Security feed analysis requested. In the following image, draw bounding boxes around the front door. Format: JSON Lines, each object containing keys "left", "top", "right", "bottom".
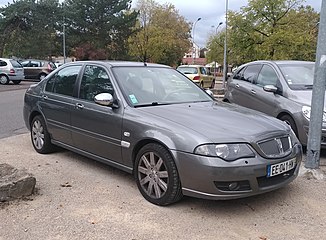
{"left": 71, "top": 64, "right": 123, "bottom": 164}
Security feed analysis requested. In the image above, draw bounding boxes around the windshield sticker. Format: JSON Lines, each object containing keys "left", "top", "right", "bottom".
{"left": 129, "top": 94, "right": 138, "bottom": 104}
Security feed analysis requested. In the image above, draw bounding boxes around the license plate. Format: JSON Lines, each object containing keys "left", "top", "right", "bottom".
{"left": 267, "top": 158, "right": 296, "bottom": 177}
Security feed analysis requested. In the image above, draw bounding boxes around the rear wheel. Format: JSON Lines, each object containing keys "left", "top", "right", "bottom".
{"left": 134, "top": 143, "right": 183, "bottom": 206}
{"left": 39, "top": 73, "right": 47, "bottom": 81}
{"left": 210, "top": 79, "right": 216, "bottom": 89}
{"left": 0, "top": 75, "right": 9, "bottom": 84}
{"left": 31, "top": 115, "right": 56, "bottom": 154}
{"left": 12, "top": 80, "right": 21, "bottom": 85}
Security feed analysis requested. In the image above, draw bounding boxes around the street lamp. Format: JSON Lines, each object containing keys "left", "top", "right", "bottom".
{"left": 216, "top": 22, "right": 223, "bottom": 34}
{"left": 192, "top": 17, "right": 201, "bottom": 64}
{"left": 222, "top": 0, "right": 229, "bottom": 89}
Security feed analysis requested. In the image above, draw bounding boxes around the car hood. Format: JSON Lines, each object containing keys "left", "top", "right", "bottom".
{"left": 287, "top": 90, "right": 326, "bottom": 110}
{"left": 138, "top": 101, "right": 288, "bottom": 143}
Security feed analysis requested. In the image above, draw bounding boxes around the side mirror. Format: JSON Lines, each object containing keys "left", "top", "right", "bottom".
{"left": 94, "top": 93, "right": 118, "bottom": 108}
{"left": 263, "top": 85, "right": 278, "bottom": 93}
{"left": 205, "top": 89, "right": 214, "bottom": 98}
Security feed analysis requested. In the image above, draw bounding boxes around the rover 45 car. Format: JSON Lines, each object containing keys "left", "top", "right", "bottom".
{"left": 23, "top": 61, "right": 302, "bottom": 205}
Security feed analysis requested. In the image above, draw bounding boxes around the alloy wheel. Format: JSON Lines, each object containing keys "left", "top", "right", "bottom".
{"left": 32, "top": 119, "right": 45, "bottom": 150}
{"left": 137, "top": 151, "right": 169, "bottom": 199}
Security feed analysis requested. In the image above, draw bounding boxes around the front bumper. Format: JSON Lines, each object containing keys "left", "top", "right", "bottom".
{"left": 171, "top": 144, "right": 302, "bottom": 200}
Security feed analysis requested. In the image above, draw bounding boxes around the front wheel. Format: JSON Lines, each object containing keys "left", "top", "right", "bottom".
{"left": 135, "top": 143, "right": 183, "bottom": 206}
{"left": 279, "top": 114, "right": 298, "bottom": 137}
{"left": 31, "top": 115, "right": 56, "bottom": 154}
{"left": 12, "top": 80, "right": 21, "bottom": 85}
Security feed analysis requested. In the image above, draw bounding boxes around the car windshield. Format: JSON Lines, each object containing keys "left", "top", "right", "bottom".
{"left": 177, "top": 67, "right": 198, "bottom": 74}
{"left": 278, "top": 63, "right": 315, "bottom": 90}
{"left": 112, "top": 66, "right": 212, "bottom": 107}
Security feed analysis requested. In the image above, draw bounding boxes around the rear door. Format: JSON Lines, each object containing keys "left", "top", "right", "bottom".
{"left": 70, "top": 64, "right": 123, "bottom": 164}
{"left": 40, "top": 64, "right": 82, "bottom": 145}
{"left": 227, "top": 64, "right": 262, "bottom": 108}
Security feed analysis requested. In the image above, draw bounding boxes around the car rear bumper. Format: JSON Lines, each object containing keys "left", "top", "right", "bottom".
{"left": 171, "top": 144, "right": 302, "bottom": 200}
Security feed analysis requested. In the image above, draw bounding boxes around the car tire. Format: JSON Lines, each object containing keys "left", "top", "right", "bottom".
{"left": 12, "top": 80, "right": 21, "bottom": 85}
{"left": 210, "top": 79, "right": 216, "bottom": 89}
{"left": 0, "top": 75, "right": 9, "bottom": 84}
{"left": 39, "top": 73, "right": 47, "bottom": 81}
{"left": 279, "top": 114, "right": 298, "bottom": 136}
{"left": 31, "top": 115, "right": 56, "bottom": 154}
{"left": 135, "top": 143, "right": 183, "bottom": 206}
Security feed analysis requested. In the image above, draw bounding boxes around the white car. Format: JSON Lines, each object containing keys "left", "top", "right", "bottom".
{"left": 0, "top": 58, "right": 25, "bottom": 84}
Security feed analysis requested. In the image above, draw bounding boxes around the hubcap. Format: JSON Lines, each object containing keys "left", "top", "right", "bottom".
{"left": 0, "top": 76, "right": 8, "bottom": 84}
{"left": 138, "top": 152, "right": 168, "bottom": 199}
{"left": 32, "top": 120, "right": 45, "bottom": 150}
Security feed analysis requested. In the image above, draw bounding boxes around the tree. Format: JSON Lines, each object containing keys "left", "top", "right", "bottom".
{"left": 63, "top": 0, "right": 138, "bottom": 60}
{"left": 128, "top": 0, "right": 191, "bottom": 66}
{"left": 0, "top": 0, "right": 62, "bottom": 59}
{"left": 207, "top": 0, "right": 319, "bottom": 66}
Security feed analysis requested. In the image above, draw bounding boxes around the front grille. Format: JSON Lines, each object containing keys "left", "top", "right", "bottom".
{"left": 257, "top": 168, "right": 296, "bottom": 188}
{"left": 258, "top": 136, "right": 292, "bottom": 158}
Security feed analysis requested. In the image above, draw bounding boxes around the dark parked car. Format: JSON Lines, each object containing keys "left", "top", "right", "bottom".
{"left": 23, "top": 61, "right": 302, "bottom": 205}
{"left": 20, "top": 59, "right": 57, "bottom": 81}
{"left": 224, "top": 60, "right": 320, "bottom": 146}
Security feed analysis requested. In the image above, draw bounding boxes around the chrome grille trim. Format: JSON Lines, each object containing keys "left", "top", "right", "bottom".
{"left": 257, "top": 135, "right": 292, "bottom": 158}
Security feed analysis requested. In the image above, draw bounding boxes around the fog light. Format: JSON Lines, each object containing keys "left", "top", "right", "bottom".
{"left": 228, "top": 182, "right": 239, "bottom": 191}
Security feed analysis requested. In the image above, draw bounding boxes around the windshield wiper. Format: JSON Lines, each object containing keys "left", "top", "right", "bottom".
{"left": 134, "top": 102, "right": 172, "bottom": 108}
{"left": 304, "top": 84, "right": 313, "bottom": 89}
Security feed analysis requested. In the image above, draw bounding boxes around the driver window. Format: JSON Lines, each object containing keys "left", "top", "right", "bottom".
{"left": 79, "top": 65, "right": 114, "bottom": 102}
{"left": 256, "top": 65, "right": 279, "bottom": 87}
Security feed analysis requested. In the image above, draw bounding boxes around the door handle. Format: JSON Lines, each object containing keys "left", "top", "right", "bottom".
{"left": 251, "top": 90, "right": 256, "bottom": 95}
{"left": 75, "top": 103, "right": 84, "bottom": 109}
{"left": 235, "top": 84, "right": 240, "bottom": 88}
{"left": 41, "top": 95, "right": 48, "bottom": 100}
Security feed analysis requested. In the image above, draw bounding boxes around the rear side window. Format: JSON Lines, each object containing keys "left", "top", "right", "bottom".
{"left": 0, "top": 60, "right": 7, "bottom": 67}
{"left": 10, "top": 60, "right": 22, "bottom": 68}
{"left": 45, "top": 65, "right": 82, "bottom": 96}
{"left": 242, "top": 65, "right": 262, "bottom": 82}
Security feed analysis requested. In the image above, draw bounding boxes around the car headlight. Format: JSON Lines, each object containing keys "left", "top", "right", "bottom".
{"left": 194, "top": 143, "right": 255, "bottom": 161}
{"left": 302, "top": 106, "right": 326, "bottom": 122}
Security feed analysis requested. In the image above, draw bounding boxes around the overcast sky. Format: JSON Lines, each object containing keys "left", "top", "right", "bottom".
{"left": 0, "top": 0, "right": 322, "bottom": 48}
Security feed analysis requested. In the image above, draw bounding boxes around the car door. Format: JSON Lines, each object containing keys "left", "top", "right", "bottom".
{"left": 70, "top": 64, "right": 123, "bottom": 164}
{"left": 228, "top": 64, "right": 262, "bottom": 108}
{"left": 249, "top": 64, "right": 283, "bottom": 116}
{"left": 40, "top": 64, "right": 82, "bottom": 145}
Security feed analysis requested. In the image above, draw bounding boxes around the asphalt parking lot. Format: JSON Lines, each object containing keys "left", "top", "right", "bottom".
{"left": 0, "top": 133, "right": 326, "bottom": 240}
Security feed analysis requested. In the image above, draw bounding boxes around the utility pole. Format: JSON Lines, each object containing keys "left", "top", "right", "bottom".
{"left": 305, "top": 0, "right": 326, "bottom": 169}
{"left": 222, "top": 0, "right": 228, "bottom": 89}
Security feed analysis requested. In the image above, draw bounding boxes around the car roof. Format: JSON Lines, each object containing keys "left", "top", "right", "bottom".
{"left": 243, "top": 60, "right": 314, "bottom": 65}
{"left": 65, "top": 60, "right": 170, "bottom": 68}
{"left": 177, "top": 65, "right": 204, "bottom": 68}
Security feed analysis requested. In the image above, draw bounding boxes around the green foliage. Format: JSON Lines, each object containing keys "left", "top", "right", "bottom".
{"left": 207, "top": 0, "right": 319, "bottom": 66}
{"left": 63, "top": 0, "right": 138, "bottom": 60}
{"left": 128, "top": 0, "right": 191, "bottom": 66}
{"left": 0, "top": 0, "right": 137, "bottom": 60}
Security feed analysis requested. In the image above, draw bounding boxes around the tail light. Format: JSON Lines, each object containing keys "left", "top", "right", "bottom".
{"left": 9, "top": 69, "right": 15, "bottom": 74}
{"left": 47, "top": 63, "right": 53, "bottom": 71}
{"left": 193, "top": 75, "right": 200, "bottom": 80}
